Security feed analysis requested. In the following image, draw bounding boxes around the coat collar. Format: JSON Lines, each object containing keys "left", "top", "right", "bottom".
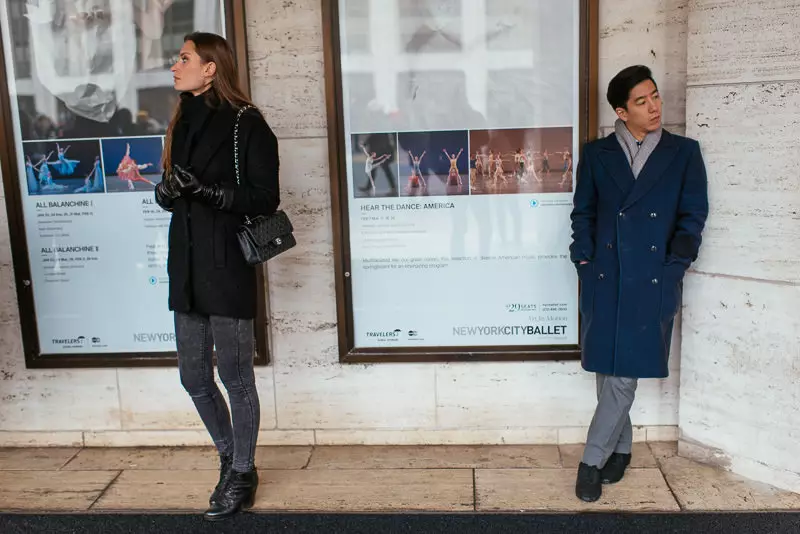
{"left": 596, "top": 129, "right": 679, "bottom": 209}
{"left": 187, "top": 100, "right": 237, "bottom": 179}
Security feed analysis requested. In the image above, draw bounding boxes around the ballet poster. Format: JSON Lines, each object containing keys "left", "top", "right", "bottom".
{"left": 21, "top": 141, "right": 105, "bottom": 196}
{"left": 0, "top": 1, "right": 231, "bottom": 360}
{"left": 334, "top": 0, "right": 584, "bottom": 352}
{"left": 102, "top": 137, "right": 164, "bottom": 193}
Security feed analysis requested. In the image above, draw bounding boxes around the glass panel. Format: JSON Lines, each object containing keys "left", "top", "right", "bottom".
{"left": 338, "top": 0, "right": 581, "bottom": 350}
{"left": 0, "top": 0, "right": 225, "bottom": 355}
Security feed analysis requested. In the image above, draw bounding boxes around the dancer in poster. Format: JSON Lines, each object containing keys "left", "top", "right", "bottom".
{"left": 468, "top": 151, "right": 479, "bottom": 191}
{"left": 52, "top": 143, "right": 80, "bottom": 175}
{"left": 359, "top": 144, "right": 391, "bottom": 195}
{"left": 559, "top": 147, "right": 573, "bottom": 188}
{"left": 525, "top": 148, "right": 542, "bottom": 183}
{"left": 25, "top": 156, "right": 41, "bottom": 194}
{"left": 406, "top": 149, "right": 427, "bottom": 194}
{"left": 443, "top": 148, "right": 463, "bottom": 188}
{"left": 541, "top": 149, "right": 551, "bottom": 174}
{"left": 493, "top": 151, "right": 507, "bottom": 185}
{"left": 116, "top": 142, "right": 155, "bottom": 190}
{"left": 37, "top": 152, "right": 67, "bottom": 192}
{"left": 73, "top": 157, "right": 104, "bottom": 193}
{"left": 514, "top": 148, "right": 528, "bottom": 184}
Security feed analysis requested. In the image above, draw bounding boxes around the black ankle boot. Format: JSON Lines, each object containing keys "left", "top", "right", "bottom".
{"left": 209, "top": 454, "right": 233, "bottom": 506}
{"left": 575, "top": 462, "right": 602, "bottom": 502}
{"left": 600, "top": 452, "right": 631, "bottom": 484}
{"left": 204, "top": 468, "right": 258, "bottom": 521}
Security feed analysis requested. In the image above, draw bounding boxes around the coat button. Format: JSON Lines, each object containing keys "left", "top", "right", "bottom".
{"left": 650, "top": 212, "right": 657, "bottom": 218}
{"left": 607, "top": 243, "right": 613, "bottom": 249}
{"left": 650, "top": 245, "right": 657, "bottom": 252}
{"left": 619, "top": 212, "right": 624, "bottom": 218}
{"left": 652, "top": 278, "right": 659, "bottom": 284}
{"left": 598, "top": 273, "right": 605, "bottom": 280}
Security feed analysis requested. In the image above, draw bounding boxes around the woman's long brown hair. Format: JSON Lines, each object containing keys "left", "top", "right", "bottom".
{"left": 162, "top": 32, "right": 255, "bottom": 174}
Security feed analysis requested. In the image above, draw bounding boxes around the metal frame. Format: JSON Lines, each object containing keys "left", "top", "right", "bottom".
{"left": 321, "top": 0, "right": 599, "bottom": 363}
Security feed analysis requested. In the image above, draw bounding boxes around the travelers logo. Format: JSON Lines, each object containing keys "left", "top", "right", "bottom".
{"left": 52, "top": 336, "right": 86, "bottom": 348}
{"left": 366, "top": 329, "right": 402, "bottom": 338}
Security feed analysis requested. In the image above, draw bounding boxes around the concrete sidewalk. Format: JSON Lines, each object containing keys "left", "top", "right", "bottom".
{"left": 0, "top": 442, "right": 798, "bottom": 513}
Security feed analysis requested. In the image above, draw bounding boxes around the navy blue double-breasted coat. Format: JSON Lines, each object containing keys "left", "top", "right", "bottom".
{"left": 569, "top": 130, "right": 709, "bottom": 378}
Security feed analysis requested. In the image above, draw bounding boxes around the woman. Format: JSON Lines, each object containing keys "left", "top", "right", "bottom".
{"left": 154, "top": 32, "right": 280, "bottom": 521}
{"left": 514, "top": 148, "right": 527, "bottom": 184}
{"left": 559, "top": 147, "right": 573, "bottom": 188}
{"left": 493, "top": 151, "right": 506, "bottom": 185}
{"left": 406, "top": 149, "right": 426, "bottom": 194}
{"left": 443, "top": 148, "right": 463, "bottom": 188}
{"left": 117, "top": 143, "right": 155, "bottom": 190}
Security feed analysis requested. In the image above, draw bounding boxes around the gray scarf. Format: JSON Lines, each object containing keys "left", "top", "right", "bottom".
{"left": 615, "top": 118, "right": 662, "bottom": 179}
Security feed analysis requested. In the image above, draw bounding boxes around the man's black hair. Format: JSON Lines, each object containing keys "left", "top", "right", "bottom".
{"left": 606, "top": 65, "right": 658, "bottom": 110}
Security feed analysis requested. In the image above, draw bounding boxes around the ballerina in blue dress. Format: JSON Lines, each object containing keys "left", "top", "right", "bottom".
{"left": 52, "top": 143, "right": 80, "bottom": 175}
{"left": 25, "top": 155, "right": 41, "bottom": 194}
{"left": 38, "top": 152, "right": 67, "bottom": 192}
{"left": 73, "top": 157, "right": 104, "bottom": 193}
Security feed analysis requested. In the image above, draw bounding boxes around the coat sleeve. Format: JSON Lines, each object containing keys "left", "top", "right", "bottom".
{"left": 569, "top": 144, "right": 597, "bottom": 264}
{"left": 154, "top": 173, "right": 175, "bottom": 212}
{"left": 225, "top": 110, "right": 281, "bottom": 217}
{"left": 667, "top": 140, "right": 709, "bottom": 266}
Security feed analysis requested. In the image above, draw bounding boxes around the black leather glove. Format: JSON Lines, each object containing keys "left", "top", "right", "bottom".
{"left": 172, "top": 164, "right": 233, "bottom": 210}
{"left": 154, "top": 173, "right": 180, "bottom": 211}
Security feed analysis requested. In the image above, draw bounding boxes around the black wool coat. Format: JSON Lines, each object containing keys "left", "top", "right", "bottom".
{"left": 159, "top": 93, "right": 280, "bottom": 319}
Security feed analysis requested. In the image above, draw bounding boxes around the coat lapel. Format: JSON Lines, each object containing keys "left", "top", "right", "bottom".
{"left": 188, "top": 104, "right": 236, "bottom": 179}
{"left": 597, "top": 134, "right": 635, "bottom": 195}
{"left": 621, "top": 131, "right": 679, "bottom": 209}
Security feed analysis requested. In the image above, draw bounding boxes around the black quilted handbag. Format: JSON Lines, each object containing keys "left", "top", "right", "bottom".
{"left": 233, "top": 106, "right": 296, "bottom": 265}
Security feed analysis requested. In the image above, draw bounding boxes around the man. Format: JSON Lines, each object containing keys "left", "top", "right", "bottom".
{"left": 359, "top": 133, "right": 398, "bottom": 195}
{"left": 570, "top": 65, "right": 708, "bottom": 502}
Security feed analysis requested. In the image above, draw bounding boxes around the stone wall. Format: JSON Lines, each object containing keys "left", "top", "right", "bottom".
{"left": 679, "top": 0, "right": 800, "bottom": 493}
{"left": 0, "top": 0, "right": 688, "bottom": 447}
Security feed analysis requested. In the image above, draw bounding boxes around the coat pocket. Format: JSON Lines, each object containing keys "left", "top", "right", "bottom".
{"left": 660, "top": 262, "right": 686, "bottom": 321}
{"left": 577, "top": 262, "right": 595, "bottom": 318}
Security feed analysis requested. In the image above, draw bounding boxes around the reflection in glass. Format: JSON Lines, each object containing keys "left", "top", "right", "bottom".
{"left": 2, "top": 0, "right": 223, "bottom": 140}
{"left": 342, "top": 0, "right": 575, "bottom": 132}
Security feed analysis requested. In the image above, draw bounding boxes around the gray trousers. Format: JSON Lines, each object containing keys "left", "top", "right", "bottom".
{"left": 175, "top": 312, "right": 260, "bottom": 472}
{"left": 582, "top": 374, "right": 638, "bottom": 468}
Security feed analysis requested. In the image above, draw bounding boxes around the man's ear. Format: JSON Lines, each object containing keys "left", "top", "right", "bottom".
{"left": 615, "top": 106, "right": 628, "bottom": 122}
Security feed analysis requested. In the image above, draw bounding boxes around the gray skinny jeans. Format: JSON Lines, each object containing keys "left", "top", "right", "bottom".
{"left": 175, "top": 312, "right": 260, "bottom": 472}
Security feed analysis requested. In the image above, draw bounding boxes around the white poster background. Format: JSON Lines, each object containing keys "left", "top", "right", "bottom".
{"left": 0, "top": 1, "right": 226, "bottom": 354}
{"left": 339, "top": 0, "right": 582, "bottom": 348}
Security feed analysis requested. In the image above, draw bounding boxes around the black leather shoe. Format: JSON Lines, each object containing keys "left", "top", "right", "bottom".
{"left": 575, "top": 462, "right": 602, "bottom": 502}
{"left": 204, "top": 469, "right": 258, "bottom": 521}
{"left": 601, "top": 452, "right": 631, "bottom": 484}
{"left": 209, "top": 454, "right": 233, "bottom": 506}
